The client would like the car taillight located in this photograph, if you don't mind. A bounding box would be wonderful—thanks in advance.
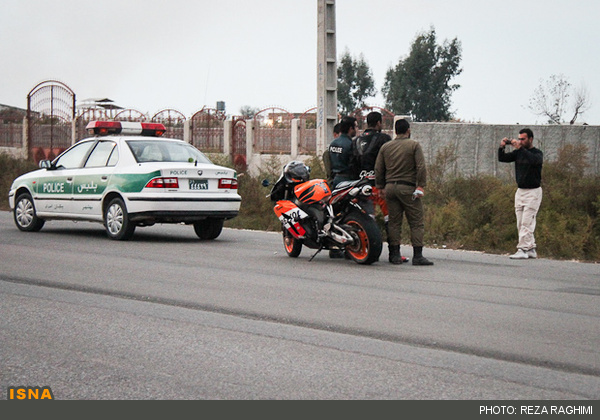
[145,177,179,188]
[218,178,238,189]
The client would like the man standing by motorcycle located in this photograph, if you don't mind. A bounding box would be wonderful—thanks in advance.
[350,111,391,216]
[351,111,409,263]
[327,116,357,259]
[375,119,434,266]
[322,123,341,185]
[328,116,358,188]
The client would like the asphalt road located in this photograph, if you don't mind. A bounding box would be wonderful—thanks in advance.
[0,211,599,399]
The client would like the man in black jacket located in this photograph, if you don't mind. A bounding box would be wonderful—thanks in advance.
[498,128,543,259]
[351,112,391,216]
[352,112,392,181]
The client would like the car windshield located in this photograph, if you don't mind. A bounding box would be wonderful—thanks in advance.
[126,140,212,164]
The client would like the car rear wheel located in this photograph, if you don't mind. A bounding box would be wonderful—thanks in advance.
[193,218,224,240]
[14,193,45,232]
[104,197,136,240]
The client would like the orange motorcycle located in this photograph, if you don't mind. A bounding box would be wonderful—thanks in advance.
[265,161,382,265]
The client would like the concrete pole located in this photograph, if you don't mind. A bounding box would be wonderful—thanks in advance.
[291,118,300,159]
[223,119,232,156]
[184,119,191,143]
[246,119,254,172]
[71,120,77,145]
[317,0,337,156]
[22,115,28,160]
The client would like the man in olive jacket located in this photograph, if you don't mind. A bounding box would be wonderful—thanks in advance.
[375,119,433,266]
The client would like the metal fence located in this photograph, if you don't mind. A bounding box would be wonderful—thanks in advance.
[0,123,22,147]
[253,107,294,154]
[190,108,225,153]
[299,108,317,154]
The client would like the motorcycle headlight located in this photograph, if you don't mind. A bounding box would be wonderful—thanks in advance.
[361,185,373,196]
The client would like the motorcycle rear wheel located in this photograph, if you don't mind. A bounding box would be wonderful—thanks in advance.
[343,212,382,265]
[282,231,302,257]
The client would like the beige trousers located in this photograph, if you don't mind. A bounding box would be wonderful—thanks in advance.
[514,187,543,251]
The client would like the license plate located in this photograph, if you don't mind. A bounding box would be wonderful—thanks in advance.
[189,179,208,190]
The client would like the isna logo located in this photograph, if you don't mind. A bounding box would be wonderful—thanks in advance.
[7,386,54,400]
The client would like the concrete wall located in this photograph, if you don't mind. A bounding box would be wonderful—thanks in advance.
[0,146,26,159]
[410,123,600,177]
[242,122,600,178]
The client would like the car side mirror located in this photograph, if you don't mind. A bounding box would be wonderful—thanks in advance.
[39,160,52,169]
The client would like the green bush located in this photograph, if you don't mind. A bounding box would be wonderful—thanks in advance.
[533,144,600,260]
[0,153,38,210]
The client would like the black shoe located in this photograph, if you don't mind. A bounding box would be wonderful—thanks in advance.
[412,256,434,266]
[329,249,344,259]
[388,245,403,264]
[389,254,403,264]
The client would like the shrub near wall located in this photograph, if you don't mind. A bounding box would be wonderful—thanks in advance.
[535,144,600,260]
[423,143,600,261]
[425,176,518,253]
[0,153,38,210]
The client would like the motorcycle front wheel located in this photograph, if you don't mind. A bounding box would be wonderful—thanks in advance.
[343,212,382,265]
[282,230,303,257]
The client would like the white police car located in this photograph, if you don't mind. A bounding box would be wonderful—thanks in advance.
[8,121,241,240]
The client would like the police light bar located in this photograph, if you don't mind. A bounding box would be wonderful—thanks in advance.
[86,121,166,137]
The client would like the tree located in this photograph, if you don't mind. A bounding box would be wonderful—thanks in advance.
[527,74,591,124]
[382,28,462,122]
[337,50,376,115]
[239,105,260,119]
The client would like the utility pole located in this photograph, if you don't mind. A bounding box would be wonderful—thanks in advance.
[316,0,337,156]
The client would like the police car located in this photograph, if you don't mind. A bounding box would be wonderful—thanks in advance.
[8,121,241,240]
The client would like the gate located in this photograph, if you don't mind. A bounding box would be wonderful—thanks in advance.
[190,107,225,153]
[253,107,293,154]
[27,80,76,162]
[231,117,247,172]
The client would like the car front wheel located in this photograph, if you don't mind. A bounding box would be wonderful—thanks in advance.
[14,193,45,232]
[104,197,136,240]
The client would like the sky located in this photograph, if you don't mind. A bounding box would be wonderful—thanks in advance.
[2,0,600,125]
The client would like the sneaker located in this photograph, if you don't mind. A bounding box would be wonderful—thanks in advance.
[509,249,529,259]
[527,248,537,259]
[412,256,434,266]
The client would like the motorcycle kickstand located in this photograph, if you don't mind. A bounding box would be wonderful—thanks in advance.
[309,247,324,262]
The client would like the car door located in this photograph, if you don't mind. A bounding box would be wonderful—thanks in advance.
[35,140,96,216]
[71,140,118,218]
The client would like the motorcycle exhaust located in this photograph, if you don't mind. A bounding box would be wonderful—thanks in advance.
[323,222,354,244]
